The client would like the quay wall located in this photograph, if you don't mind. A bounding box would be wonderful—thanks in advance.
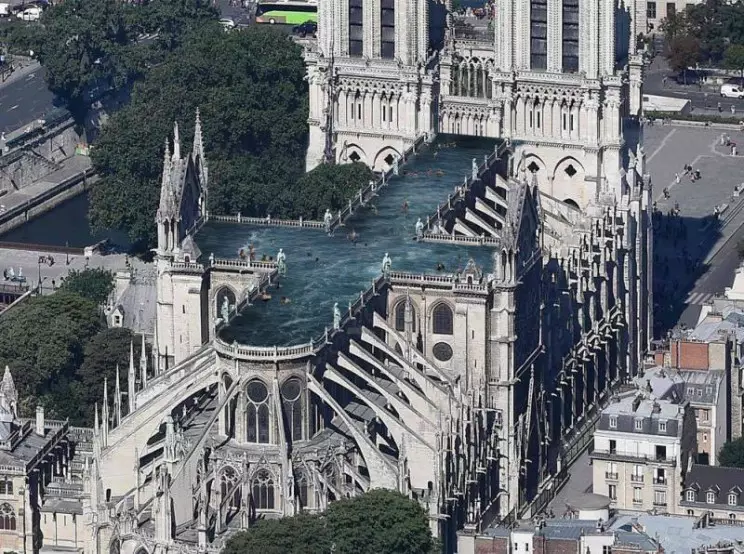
[0,169,98,236]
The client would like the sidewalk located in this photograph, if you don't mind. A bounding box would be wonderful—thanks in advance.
[0,58,40,89]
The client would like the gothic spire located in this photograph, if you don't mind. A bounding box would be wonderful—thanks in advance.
[140,333,148,389]
[94,402,100,435]
[128,340,136,414]
[114,365,122,427]
[0,365,17,421]
[172,121,181,160]
[102,378,109,447]
[157,138,174,223]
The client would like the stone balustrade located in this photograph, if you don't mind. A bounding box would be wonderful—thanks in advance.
[210,214,325,229]
[211,258,277,271]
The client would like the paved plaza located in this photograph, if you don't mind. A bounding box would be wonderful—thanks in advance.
[642,124,744,330]
[1,246,146,294]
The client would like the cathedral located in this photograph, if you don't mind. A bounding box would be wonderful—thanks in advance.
[0,0,654,553]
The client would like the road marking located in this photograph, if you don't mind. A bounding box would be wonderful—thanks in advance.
[685,292,714,304]
[8,104,18,111]
[647,128,676,162]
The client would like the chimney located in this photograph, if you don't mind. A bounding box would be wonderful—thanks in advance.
[35,405,45,436]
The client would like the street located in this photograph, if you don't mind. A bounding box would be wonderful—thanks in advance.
[0,63,55,134]
[644,54,744,114]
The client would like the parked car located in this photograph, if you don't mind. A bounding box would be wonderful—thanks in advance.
[721,83,744,98]
[219,17,236,30]
[292,21,317,37]
[17,6,41,20]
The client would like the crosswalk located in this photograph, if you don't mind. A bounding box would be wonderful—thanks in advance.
[685,292,715,305]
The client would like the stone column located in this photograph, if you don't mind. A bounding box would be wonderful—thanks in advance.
[235,392,246,444]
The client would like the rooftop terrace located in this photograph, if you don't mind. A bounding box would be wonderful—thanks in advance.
[197,137,498,346]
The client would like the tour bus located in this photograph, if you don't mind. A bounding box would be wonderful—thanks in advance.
[255,0,317,25]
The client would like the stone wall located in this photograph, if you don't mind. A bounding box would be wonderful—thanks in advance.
[0,123,82,193]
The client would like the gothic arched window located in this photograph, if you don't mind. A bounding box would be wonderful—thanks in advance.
[281,377,303,442]
[432,304,454,335]
[252,469,275,510]
[220,466,241,509]
[394,301,416,332]
[246,380,270,444]
[0,503,15,530]
[0,478,12,495]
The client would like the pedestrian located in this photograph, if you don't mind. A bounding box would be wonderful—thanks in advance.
[732,104,737,115]
[718,102,723,113]
[663,76,668,88]
[675,172,680,184]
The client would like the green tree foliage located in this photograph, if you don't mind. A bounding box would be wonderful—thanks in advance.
[0,291,103,416]
[664,34,702,81]
[60,267,114,304]
[276,162,376,219]
[223,514,331,554]
[89,25,309,246]
[660,1,744,66]
[0,286,150,425]
[719,437,744,468]
[224,490,434,554]
[326,489,434,554]
[31,0,216,116]
[724,44,744,85]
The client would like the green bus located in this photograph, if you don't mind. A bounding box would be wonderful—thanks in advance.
[255,0,317,25]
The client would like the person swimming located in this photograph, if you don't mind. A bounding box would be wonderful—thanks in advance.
[402,200,409,213]
[348,229,359,243]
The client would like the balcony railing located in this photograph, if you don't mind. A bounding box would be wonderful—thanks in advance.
[592,449,677,465]
[652,500,668,507]
[653,477,667,485]
[631,475,644,483]
[605,472,619,479]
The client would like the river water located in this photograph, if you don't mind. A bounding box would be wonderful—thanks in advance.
[0,193,132,249]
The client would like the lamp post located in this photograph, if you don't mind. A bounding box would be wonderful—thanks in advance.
[37,256,44,290]
[65,241,69,265]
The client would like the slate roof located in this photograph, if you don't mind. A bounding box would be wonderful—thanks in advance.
[682,464,744,509]
[113,278,156,336]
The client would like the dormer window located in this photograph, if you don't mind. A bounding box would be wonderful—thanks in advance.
[687,387,694,396]
[658,420,667,433]
[634,419,643,431]
[609,416,617,429]
[707,491,716,504]
[113,315,122,327]
[729,493,738,506]
[686,490,696,502]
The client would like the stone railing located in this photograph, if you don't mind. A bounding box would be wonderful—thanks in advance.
[170,261,205,273]
[210,214,325,229]
[389,270,490,292]
[210,258,277,271]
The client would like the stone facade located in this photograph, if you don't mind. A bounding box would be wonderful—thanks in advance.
[72,0,654,552]
[591,391,697,515]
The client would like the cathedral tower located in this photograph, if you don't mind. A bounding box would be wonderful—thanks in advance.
[304,0,445,171]
[489,0,642,207]
[154,114,209,370]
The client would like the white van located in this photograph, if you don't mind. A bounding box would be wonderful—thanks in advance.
[721,83,744,98]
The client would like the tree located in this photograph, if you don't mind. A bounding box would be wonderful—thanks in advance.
[60,267,114,304]
[0,291,103,417]
[223,490,435,554]
[278,162,376,220]
[76,327,148,423]
[223,514,331,554]
[89,25,308,246]
[725,44,744,86]
[719,437,744,468]
[326,489,434,554]
[31,0,216,118]
[665,34,702,84]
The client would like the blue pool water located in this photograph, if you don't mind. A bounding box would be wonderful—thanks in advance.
[197,137,499,345]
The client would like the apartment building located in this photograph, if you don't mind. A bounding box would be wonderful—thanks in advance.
[591,391,697,513]
[636,366,727,465]
[681,464,744,523]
